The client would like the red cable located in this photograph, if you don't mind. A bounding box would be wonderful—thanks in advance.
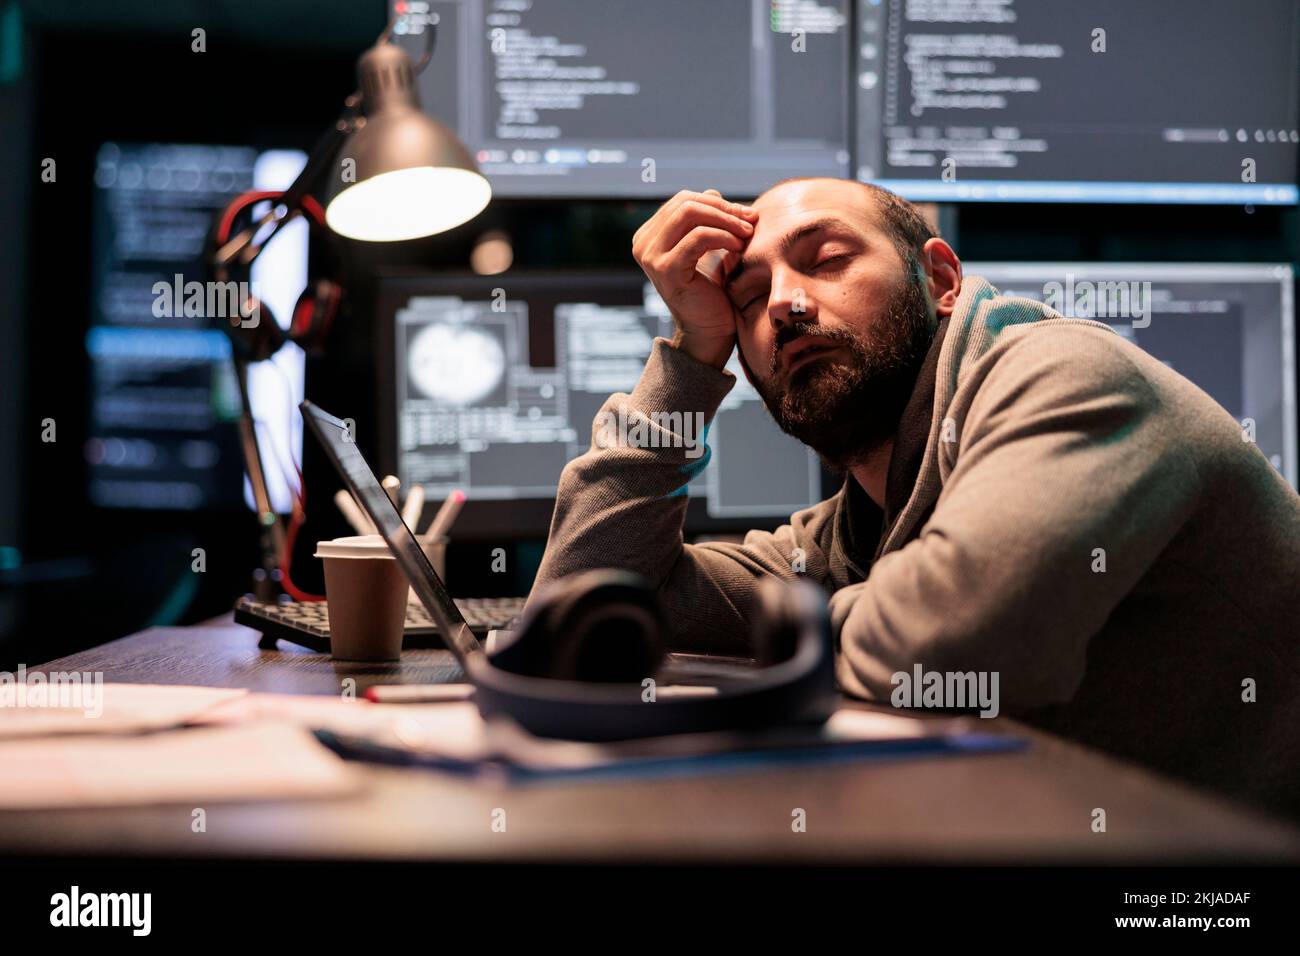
[279,470,326,603]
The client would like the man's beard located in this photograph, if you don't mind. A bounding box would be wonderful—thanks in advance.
[744,261,936,471]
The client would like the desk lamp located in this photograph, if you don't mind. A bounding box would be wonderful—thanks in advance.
[209,16,489,599]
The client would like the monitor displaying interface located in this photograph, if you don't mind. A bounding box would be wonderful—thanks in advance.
[87,142,309,511]
[967,262,1298,487]
[855,0,1299,204]
[390,0,1298,204]
[376,273,825,537]
[390,0,851,197]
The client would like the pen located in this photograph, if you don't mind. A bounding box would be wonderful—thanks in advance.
[364,684,475,703]
[400,483,425,531]
[422,489,466,543]
[382,474,401,506]
[334,489,375,535]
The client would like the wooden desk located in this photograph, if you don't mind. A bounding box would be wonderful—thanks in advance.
[4,619,1298,865]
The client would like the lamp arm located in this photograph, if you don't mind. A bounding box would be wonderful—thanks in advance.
[276,93,361,216]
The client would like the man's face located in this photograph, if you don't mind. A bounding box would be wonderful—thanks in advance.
[722,179,936,468]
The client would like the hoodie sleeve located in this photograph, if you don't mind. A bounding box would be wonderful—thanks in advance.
[530,337,840,657]
[830,324,1201,711]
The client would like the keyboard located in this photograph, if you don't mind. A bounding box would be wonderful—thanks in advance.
[235,595,526,654]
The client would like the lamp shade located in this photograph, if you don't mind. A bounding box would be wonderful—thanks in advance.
[325,42,490,241]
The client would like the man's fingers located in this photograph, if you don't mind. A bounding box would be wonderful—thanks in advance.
[652,190,757,236]
[694,189,759,221]
[633,190,758,279]
[654,200,753,258]
[656,226,746,281]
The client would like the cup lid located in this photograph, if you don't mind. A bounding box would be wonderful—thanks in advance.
[314,534,394,559]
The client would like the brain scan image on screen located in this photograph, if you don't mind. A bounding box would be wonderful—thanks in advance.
[406,323,507,406]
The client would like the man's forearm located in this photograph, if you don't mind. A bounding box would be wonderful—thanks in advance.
[530,337,737,593]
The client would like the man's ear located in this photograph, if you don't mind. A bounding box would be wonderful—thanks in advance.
[919,238,962,318]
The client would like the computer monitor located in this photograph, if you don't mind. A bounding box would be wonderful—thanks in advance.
[855,0,1300,204]
[87,142,309,511]
[390,0,851,197]
[967,262,1297,486]
[375,273,824,538]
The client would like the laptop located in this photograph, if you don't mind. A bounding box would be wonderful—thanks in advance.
[299,401,756,684]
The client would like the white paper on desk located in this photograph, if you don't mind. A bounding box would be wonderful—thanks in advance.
[0,720,363,809]
[0,683,248,739]
[192,692,492,762]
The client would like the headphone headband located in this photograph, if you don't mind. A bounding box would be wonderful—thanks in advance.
[210,191,342,362]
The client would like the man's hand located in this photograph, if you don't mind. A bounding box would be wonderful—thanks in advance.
[632,188,758,369]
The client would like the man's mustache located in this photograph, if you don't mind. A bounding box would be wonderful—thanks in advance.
[770,322,859,378]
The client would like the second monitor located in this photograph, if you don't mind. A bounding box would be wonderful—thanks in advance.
[375,273,825,538]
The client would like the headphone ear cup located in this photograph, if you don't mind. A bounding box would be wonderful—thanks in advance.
[751,577,813,666]
[227,296,285,362]
[491,570,667,683]
[289,279,342,354]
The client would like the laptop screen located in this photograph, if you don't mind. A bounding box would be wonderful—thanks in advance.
[300,400,483,664]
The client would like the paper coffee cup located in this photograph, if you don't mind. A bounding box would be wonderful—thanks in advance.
[314,535,408,662]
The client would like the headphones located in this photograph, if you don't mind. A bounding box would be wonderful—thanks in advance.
[468,569,839,742]
[210,192,344,362]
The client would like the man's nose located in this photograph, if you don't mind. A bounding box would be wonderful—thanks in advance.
[767,270,816,330]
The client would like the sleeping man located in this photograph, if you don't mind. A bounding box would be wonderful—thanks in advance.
[530,177,1300,819]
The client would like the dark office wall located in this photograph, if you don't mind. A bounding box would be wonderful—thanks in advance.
[0,4,33,646]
